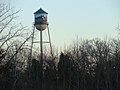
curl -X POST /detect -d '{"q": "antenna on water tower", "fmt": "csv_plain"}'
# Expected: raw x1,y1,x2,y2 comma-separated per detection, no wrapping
31,8,53,89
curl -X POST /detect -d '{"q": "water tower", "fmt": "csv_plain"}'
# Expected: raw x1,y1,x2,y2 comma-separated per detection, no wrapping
31,8,53,68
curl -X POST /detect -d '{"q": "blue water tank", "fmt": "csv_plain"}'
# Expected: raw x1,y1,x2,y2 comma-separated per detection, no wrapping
34,8,48,31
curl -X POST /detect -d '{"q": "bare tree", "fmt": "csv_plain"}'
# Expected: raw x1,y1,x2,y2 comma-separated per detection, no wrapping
0,1,32,90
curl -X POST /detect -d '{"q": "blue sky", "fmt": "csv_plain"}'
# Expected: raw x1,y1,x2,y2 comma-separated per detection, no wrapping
9,0,120,47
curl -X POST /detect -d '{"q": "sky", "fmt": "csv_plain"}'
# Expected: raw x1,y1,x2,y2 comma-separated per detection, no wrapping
5,0,120,48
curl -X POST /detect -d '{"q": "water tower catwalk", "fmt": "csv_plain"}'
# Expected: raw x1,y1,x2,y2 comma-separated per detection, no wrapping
31,8,53,89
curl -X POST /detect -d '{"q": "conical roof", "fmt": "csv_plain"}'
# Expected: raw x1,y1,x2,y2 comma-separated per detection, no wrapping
34,8,48,14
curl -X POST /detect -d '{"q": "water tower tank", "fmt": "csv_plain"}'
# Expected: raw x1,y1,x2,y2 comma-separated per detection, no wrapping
34,8,48,31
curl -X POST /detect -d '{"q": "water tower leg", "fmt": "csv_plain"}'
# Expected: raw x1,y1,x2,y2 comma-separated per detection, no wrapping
47,26,53,57
40,30,43,90
40,30,43,67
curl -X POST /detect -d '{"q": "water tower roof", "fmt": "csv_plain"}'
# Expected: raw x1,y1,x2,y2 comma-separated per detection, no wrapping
34,8,48,14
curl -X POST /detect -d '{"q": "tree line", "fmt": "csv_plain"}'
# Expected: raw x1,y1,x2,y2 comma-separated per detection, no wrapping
1,37,120,90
